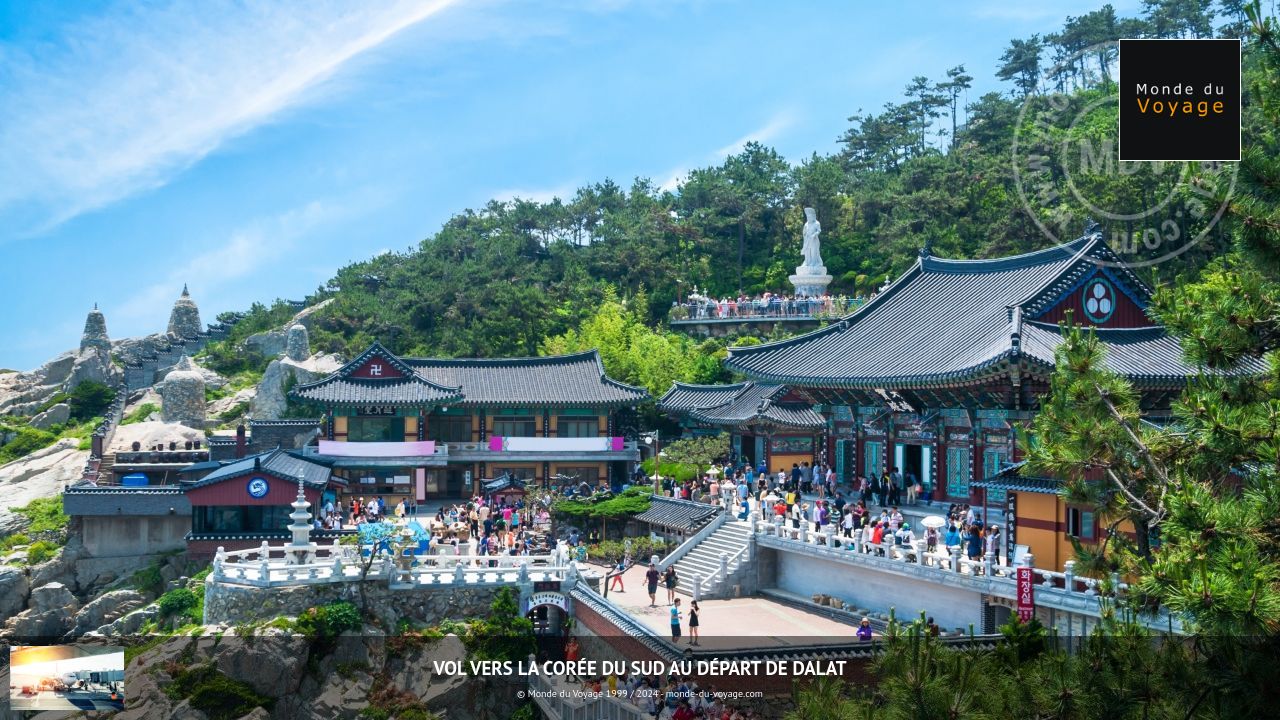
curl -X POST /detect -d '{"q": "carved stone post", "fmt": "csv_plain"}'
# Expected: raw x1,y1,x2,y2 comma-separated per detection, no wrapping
1063,560,1076,593
950,546,963,574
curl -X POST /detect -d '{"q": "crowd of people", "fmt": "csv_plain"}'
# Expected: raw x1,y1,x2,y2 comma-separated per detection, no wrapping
671,292,866,320
658,460,1006,571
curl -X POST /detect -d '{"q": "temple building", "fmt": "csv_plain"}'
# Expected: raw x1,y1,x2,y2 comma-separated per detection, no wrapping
287,342,649,504
724,232,1250,569
658,381,826,472
181,449,344,557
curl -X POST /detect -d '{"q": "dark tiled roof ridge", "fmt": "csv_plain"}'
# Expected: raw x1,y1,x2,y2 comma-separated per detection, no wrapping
921,234,1095,274
403,348,604,367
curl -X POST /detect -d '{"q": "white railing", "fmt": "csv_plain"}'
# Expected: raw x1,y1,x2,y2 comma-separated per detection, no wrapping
659,509,726,570
689,541,751,600
756,517,1129,601
528,666,649,720
211,539,578,589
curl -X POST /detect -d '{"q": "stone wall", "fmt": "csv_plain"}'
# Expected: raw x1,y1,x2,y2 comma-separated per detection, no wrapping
767,547,986,632
204,580,511,628
81,516,189,558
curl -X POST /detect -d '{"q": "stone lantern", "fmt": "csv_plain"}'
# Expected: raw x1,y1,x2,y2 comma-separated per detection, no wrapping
285,475,317,565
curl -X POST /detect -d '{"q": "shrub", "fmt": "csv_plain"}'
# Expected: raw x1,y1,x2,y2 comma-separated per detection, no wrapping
167,664,272,720
295,601,361,640
10,496,67,533
66,380,116,421
0,533,31,551
25,540,58,565
0,426,58,464
121,403,159,425
157,588,198,617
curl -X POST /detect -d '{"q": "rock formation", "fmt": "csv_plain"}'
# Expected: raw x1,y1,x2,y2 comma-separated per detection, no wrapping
80,303,112,354
0,305,123,415
167,284,203,338
0,438,87,535
159,356,206,429
28,402,70,429
251,353,342,420
285,324,310,362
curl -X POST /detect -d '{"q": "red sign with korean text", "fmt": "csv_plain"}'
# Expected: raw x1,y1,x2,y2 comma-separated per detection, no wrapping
1016,567,1035,622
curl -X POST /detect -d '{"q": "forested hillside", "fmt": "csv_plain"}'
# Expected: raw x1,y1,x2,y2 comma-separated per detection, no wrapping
207,1,1264,394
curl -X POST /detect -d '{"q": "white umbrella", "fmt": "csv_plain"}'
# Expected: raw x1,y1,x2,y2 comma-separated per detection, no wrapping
706,467,720,476
921,515,947,529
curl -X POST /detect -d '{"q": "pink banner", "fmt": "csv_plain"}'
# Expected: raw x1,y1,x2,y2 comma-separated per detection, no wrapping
485,437,626,452
1016,567,1035,622
317,439,436,457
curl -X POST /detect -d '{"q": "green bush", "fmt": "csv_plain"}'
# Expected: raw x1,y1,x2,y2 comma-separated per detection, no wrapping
121,403,159,425
157,588,198,617
66,380,116,421
0,533,31,551
25,540,58,565
129,563,166,596
295,601,361,640
167,664,272,720
0,426,58,464
10,496,67,533
589,536,669,563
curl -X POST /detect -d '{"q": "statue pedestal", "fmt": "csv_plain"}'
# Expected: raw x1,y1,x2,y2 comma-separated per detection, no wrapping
790,266,832,298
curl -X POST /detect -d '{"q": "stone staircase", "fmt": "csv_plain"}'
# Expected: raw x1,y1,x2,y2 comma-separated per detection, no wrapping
97,453,116,480
671,521,753,598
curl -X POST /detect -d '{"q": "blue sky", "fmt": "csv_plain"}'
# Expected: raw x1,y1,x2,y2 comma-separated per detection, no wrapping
0,0,1138,371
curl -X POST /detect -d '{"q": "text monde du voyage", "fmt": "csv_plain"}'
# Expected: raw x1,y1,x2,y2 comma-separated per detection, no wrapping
1134,82,1229,118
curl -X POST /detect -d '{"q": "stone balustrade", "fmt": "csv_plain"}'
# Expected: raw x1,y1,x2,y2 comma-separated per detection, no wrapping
211,539,580,589
750,516,1165,628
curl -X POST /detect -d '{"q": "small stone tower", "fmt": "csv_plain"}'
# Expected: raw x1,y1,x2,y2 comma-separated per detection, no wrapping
80,303,112,354
284,323,310,362
160,355,206,429
167,284,203,338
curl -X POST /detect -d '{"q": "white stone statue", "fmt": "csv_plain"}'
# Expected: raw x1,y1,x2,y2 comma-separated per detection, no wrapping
801,207,823,268
790,207,832,298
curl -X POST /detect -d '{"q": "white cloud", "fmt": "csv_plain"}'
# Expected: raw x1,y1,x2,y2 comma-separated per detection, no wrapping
658,109,796,192
490,183,582,205
0,0,461,234
114,199,356,328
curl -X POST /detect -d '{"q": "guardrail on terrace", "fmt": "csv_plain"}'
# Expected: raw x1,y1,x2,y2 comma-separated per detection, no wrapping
751,516,1184,631
211,540,581,589
755,516,1122,598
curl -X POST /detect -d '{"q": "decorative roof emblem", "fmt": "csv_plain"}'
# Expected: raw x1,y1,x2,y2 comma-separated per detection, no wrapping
1082,277,1115,324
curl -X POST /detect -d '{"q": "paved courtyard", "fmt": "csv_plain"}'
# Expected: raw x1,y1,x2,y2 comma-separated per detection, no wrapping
600,565,870,651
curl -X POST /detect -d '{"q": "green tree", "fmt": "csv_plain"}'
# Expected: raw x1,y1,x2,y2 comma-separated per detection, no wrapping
997,35,1044,97
659,434,730,479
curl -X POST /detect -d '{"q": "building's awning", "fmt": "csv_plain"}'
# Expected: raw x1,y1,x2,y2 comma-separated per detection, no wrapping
971,461,1061,495
634,496,721,530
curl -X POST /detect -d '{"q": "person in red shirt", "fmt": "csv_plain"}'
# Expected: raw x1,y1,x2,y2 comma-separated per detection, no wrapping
672,700,696,720
773,500,786,517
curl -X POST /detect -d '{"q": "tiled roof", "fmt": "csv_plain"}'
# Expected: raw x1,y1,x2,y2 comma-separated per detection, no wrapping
63,486,191,516
183,449,335,490
687,383,826,430
292,377,461,405
971,460,1061,495
633,496,721,529
1019,322,1267,381
291,342,463,406
405,350,649,408
725,235,1221,388
658,382,749,412
661,381,825,430
292,342,649,408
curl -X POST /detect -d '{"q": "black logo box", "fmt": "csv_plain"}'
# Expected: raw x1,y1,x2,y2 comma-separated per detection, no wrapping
1119,38,1240,162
